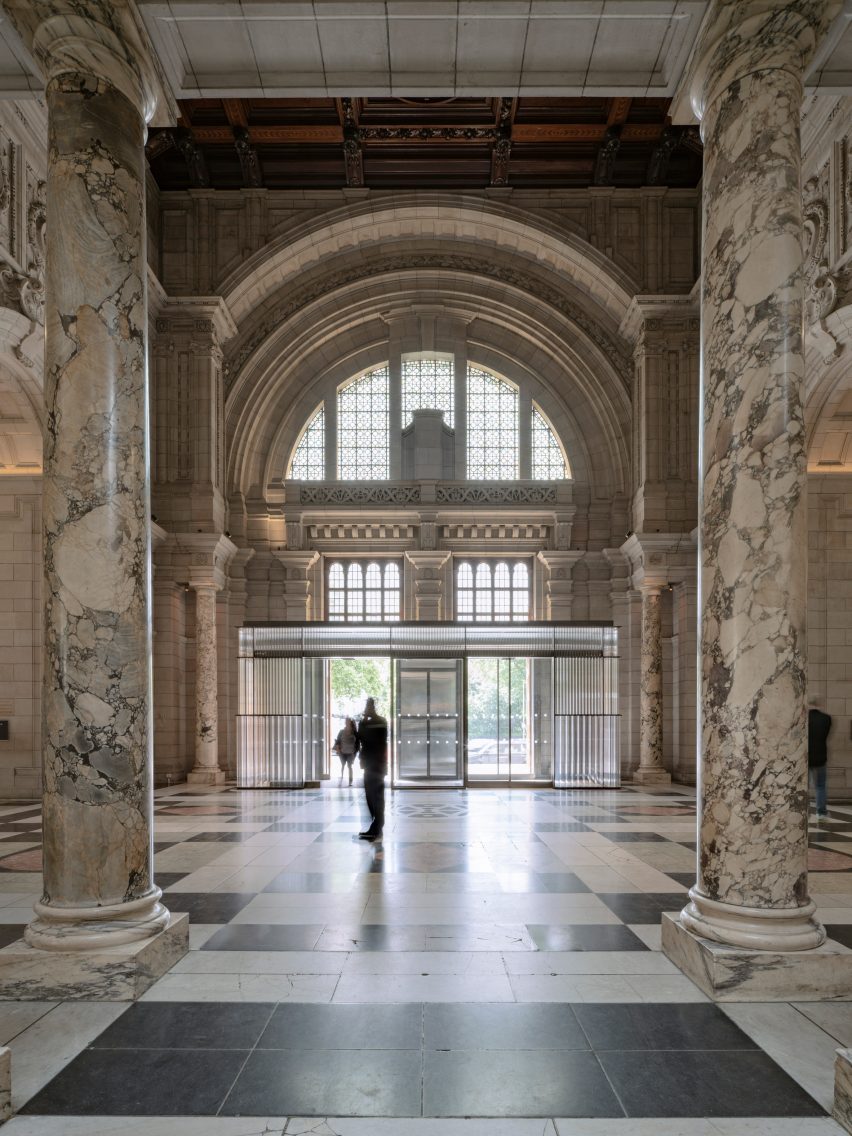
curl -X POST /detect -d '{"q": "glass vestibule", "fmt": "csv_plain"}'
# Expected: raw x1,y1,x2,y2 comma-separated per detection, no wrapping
236,624,619,790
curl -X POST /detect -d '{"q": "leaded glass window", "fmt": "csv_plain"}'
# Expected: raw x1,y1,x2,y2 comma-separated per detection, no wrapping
467,367,518,480
289,405,325,480
531,405,567,480
338,367,390,479
456,559,529,622
326,559,402,622
401,356,454,428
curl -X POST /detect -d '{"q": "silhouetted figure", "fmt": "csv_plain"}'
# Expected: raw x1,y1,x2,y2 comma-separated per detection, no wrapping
357,697,388,842
333,716,358,787
809,701,832,820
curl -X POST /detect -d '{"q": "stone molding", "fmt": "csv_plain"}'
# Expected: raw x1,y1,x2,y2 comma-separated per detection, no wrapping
621,531,697,590
155,295,238,345
683,1,843,127
3,1,176,126
294,482,568,508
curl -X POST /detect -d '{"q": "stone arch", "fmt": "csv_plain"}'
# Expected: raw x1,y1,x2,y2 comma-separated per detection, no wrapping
226,269,630,505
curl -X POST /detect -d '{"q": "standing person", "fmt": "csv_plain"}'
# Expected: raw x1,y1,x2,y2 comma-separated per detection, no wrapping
808,698,833,821
333,716,358,787
357,697,388,842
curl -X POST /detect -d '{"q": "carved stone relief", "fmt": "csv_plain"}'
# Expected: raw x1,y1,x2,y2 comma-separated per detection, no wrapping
803,166,837,327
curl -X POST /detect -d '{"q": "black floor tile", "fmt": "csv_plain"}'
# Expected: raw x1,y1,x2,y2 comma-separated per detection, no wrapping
22,1048,247,1116
163,893,256,923
263,871,359,893
596,893,686,924
222,1048,422,1116
825,924,852,949
424,1003,588,1051
573,1003,758,1052
811,829,852,842
260,1003,421,1050
533,823,590,833
153,842,178,853
201,924,324,951
91,1002,274,1050
677,841,698,851
500,872,591,894
185,832,257,843
155,872,190,889
598,1049,824,1117
423,1048,623,1117
315,924,428,951
604,832,670,843
0,925,25,948
263,822,326,832
665,873,695,888
526,924,649,952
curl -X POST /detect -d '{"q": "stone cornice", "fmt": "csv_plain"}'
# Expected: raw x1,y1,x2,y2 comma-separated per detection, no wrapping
619,294,700,345
620,532,697,589
155,295,238,345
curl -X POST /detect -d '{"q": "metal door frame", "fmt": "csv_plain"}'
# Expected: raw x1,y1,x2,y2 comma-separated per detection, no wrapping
393,657,463,787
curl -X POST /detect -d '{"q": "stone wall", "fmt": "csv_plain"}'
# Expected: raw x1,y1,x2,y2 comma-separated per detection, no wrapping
0,475,41,799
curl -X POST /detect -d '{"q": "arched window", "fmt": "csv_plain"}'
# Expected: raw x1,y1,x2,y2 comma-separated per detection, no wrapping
338,367,390,479
289,360,570,483
401,356,454,428
289,404,325,480
456,559,530,622
327,559,402,622
467,368,518,480
531,405,567,480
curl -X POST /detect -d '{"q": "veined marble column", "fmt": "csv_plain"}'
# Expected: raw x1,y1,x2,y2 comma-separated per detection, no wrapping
187,582,225,786
22,39,168,952
634,585,670,786
679,0,840,953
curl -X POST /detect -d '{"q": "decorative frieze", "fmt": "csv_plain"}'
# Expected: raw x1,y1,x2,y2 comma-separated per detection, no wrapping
299,484,421,506
436,484,557,505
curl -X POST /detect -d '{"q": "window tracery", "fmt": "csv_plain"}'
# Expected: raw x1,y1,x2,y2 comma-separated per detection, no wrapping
456,559,530,622
327,560,401,622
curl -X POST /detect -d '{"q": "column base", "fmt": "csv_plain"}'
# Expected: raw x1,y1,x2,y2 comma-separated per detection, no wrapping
834,1048,852,1133
662,912,852,1001
632,767,671,786
0,912,188,1001
187,768,226,786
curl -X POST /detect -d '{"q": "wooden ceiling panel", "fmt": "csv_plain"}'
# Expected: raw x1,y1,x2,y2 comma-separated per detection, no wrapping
147,96,701,192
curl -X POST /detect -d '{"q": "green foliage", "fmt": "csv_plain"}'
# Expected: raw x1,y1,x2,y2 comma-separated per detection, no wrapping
467,657,527,739
331,658,390,722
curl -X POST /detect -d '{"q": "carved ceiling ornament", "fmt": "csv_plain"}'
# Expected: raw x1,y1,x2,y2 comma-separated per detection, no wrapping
803,170,837,327
224,253,631,393
0,177,45,324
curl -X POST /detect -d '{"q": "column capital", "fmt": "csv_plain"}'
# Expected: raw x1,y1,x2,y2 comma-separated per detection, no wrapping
620,532,697,591
4,1,176,125
619,294,700,347
686,1,842,125
154,296,238,346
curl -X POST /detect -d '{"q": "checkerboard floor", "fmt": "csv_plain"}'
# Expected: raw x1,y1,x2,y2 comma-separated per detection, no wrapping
1,783,851,1134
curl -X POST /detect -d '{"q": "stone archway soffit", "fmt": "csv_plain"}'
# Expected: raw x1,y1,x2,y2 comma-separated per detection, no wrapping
220,194,635,331
224,257,633,402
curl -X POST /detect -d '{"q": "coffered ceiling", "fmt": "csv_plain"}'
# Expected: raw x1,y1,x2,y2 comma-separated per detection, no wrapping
146,94,703,190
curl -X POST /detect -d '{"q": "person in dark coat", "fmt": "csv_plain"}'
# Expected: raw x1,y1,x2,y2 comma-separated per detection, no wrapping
808,699,832,820
357,697,388,842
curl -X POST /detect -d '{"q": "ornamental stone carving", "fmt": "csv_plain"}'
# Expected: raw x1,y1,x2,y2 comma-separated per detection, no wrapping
299,484,422,506
435,484,557,505
803,170,837,325
0,177,46,323
225,254,631,389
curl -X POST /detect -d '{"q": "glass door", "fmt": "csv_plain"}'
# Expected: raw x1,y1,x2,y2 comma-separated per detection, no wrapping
465,657,551,784
394,659,462,786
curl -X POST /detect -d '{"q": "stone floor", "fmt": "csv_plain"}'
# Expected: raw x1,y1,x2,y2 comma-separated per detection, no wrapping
0,783,851,1134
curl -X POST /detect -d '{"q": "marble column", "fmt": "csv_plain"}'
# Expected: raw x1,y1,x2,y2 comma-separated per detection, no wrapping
27,32,169,951
633,585,670,785
679,0,840,953
187,582,225,785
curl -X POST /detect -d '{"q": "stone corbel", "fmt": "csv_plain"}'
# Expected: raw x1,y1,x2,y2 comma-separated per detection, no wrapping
405,551,451,620
271,549,320,620
537,550,584,621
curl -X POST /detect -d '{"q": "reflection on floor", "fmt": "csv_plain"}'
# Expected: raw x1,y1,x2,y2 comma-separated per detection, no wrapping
0,784,851,1133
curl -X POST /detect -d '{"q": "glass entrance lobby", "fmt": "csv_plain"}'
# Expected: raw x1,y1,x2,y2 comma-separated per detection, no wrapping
237,623,619,790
